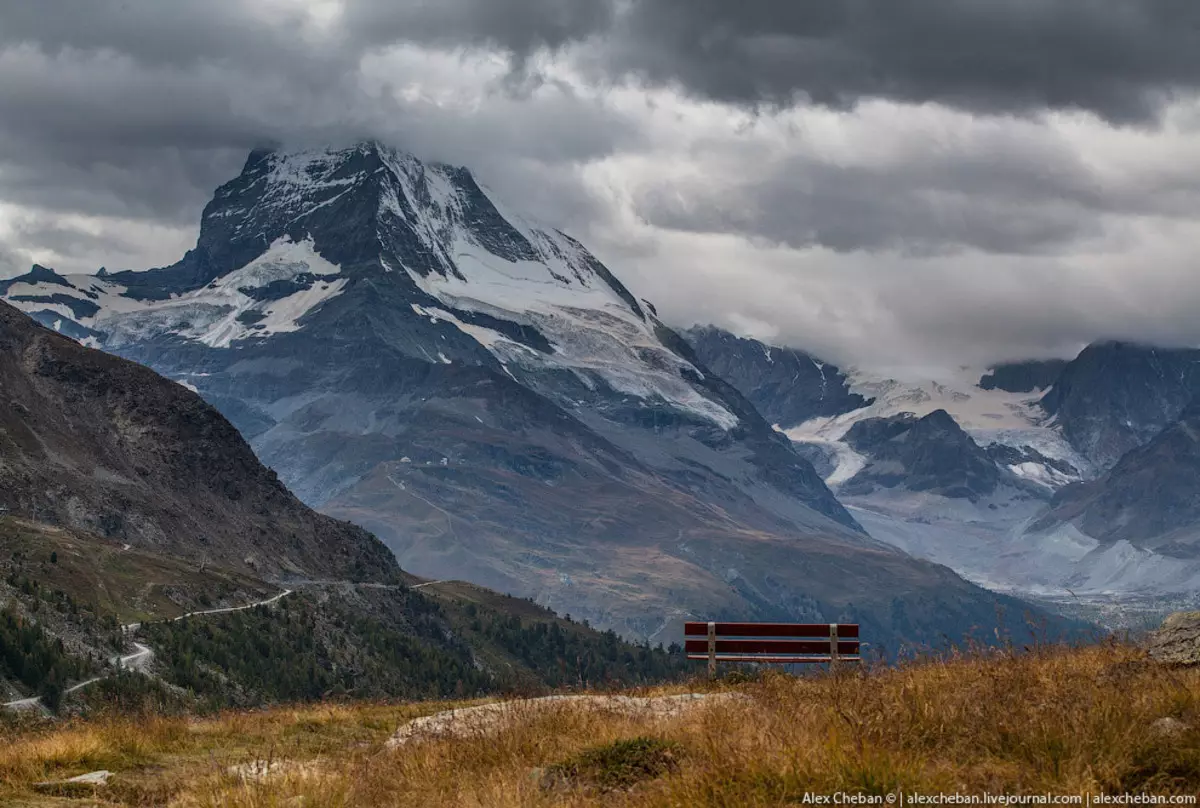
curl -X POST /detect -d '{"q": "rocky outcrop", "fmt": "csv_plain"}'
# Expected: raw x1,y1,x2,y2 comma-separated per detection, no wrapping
1040,341,1200,469
978,359,1068,393
385,693,751,748
839,410,1013,501
1146,612,1200,666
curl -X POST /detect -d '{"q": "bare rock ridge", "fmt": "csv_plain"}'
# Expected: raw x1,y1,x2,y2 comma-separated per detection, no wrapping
0,301,395,582
978,360,1068,393
838,410,1016,502
682,325,870,429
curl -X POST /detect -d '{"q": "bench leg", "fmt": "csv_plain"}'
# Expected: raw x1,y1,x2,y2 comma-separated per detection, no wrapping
707,621,717,680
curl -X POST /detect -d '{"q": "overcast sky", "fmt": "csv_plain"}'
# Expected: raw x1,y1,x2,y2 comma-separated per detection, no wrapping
3,1,1200,373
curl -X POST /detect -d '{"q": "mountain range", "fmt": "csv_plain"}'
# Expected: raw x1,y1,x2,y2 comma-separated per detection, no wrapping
0,141,1068,651
685,327,1200,621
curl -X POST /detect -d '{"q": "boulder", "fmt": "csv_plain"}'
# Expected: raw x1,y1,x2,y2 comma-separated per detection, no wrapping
1149,717,1191,739
385,693,751,749
1146,611,1200,665
33,770,112,796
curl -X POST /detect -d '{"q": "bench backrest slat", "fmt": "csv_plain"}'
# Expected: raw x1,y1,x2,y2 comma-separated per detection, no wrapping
684,639,860,656
684,622,860,639
683,621,861,671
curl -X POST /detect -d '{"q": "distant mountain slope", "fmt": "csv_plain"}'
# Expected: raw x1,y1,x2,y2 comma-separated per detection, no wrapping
0,143,1074,650
1030,401,1200,558
839,410,1018,502
0,301,394,582
0,310,690,706
1040,341,1200,469
683,325,1087,494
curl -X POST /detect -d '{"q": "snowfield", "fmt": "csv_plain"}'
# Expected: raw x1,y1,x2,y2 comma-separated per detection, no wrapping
783,366,1089,492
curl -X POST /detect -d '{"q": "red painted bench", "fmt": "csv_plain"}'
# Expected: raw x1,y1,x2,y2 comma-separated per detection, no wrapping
684,622,861,677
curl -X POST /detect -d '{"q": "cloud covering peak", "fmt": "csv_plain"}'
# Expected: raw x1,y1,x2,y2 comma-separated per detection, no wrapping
3,0,1200,372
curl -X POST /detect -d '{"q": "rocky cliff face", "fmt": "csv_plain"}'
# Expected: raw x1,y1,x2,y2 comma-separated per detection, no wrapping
978,360,1068,393
0,301,396,582
0,142,1073,648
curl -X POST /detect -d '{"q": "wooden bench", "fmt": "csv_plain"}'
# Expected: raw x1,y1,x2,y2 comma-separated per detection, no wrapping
684,621,861,677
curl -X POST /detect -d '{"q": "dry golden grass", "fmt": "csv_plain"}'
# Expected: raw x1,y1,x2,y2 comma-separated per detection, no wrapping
3,641,1200,806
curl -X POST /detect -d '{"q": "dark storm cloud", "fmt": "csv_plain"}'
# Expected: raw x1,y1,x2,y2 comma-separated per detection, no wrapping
0,241,24,276
3,1,1200,369
0,0,353,72
0,1,638,269
339,0,1200,124
10,219,144,261
634,118,1200,255
342,0,615,64
0,1,362,233
591,0,1200,124
638,160,1104,256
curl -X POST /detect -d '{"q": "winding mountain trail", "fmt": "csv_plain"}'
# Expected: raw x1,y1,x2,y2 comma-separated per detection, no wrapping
2,590,292,712
170,588,293,621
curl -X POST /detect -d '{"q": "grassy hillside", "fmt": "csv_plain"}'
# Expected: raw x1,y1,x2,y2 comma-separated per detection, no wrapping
0,517,274,625
1,516,687,711
3,642,1199,805
136,584,686,709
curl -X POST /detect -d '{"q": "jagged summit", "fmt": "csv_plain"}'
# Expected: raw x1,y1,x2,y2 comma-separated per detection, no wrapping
106,141,644,317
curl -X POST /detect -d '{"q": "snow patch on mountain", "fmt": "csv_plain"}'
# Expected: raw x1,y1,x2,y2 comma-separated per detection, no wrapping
4,236,347,351
4,143,742,433
98,236,346,348
4,274,145,321
387,172,738,430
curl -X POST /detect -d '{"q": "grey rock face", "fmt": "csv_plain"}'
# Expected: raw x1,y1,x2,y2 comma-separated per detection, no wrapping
839,410,1013,501
1149,717,1191,738
978,360,1068,393
683,325,870,429
1031,401,1200,555
0,302,397,583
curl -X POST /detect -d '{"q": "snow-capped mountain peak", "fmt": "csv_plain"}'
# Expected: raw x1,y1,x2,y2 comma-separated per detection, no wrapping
3,142,731,427
3,142,913,642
